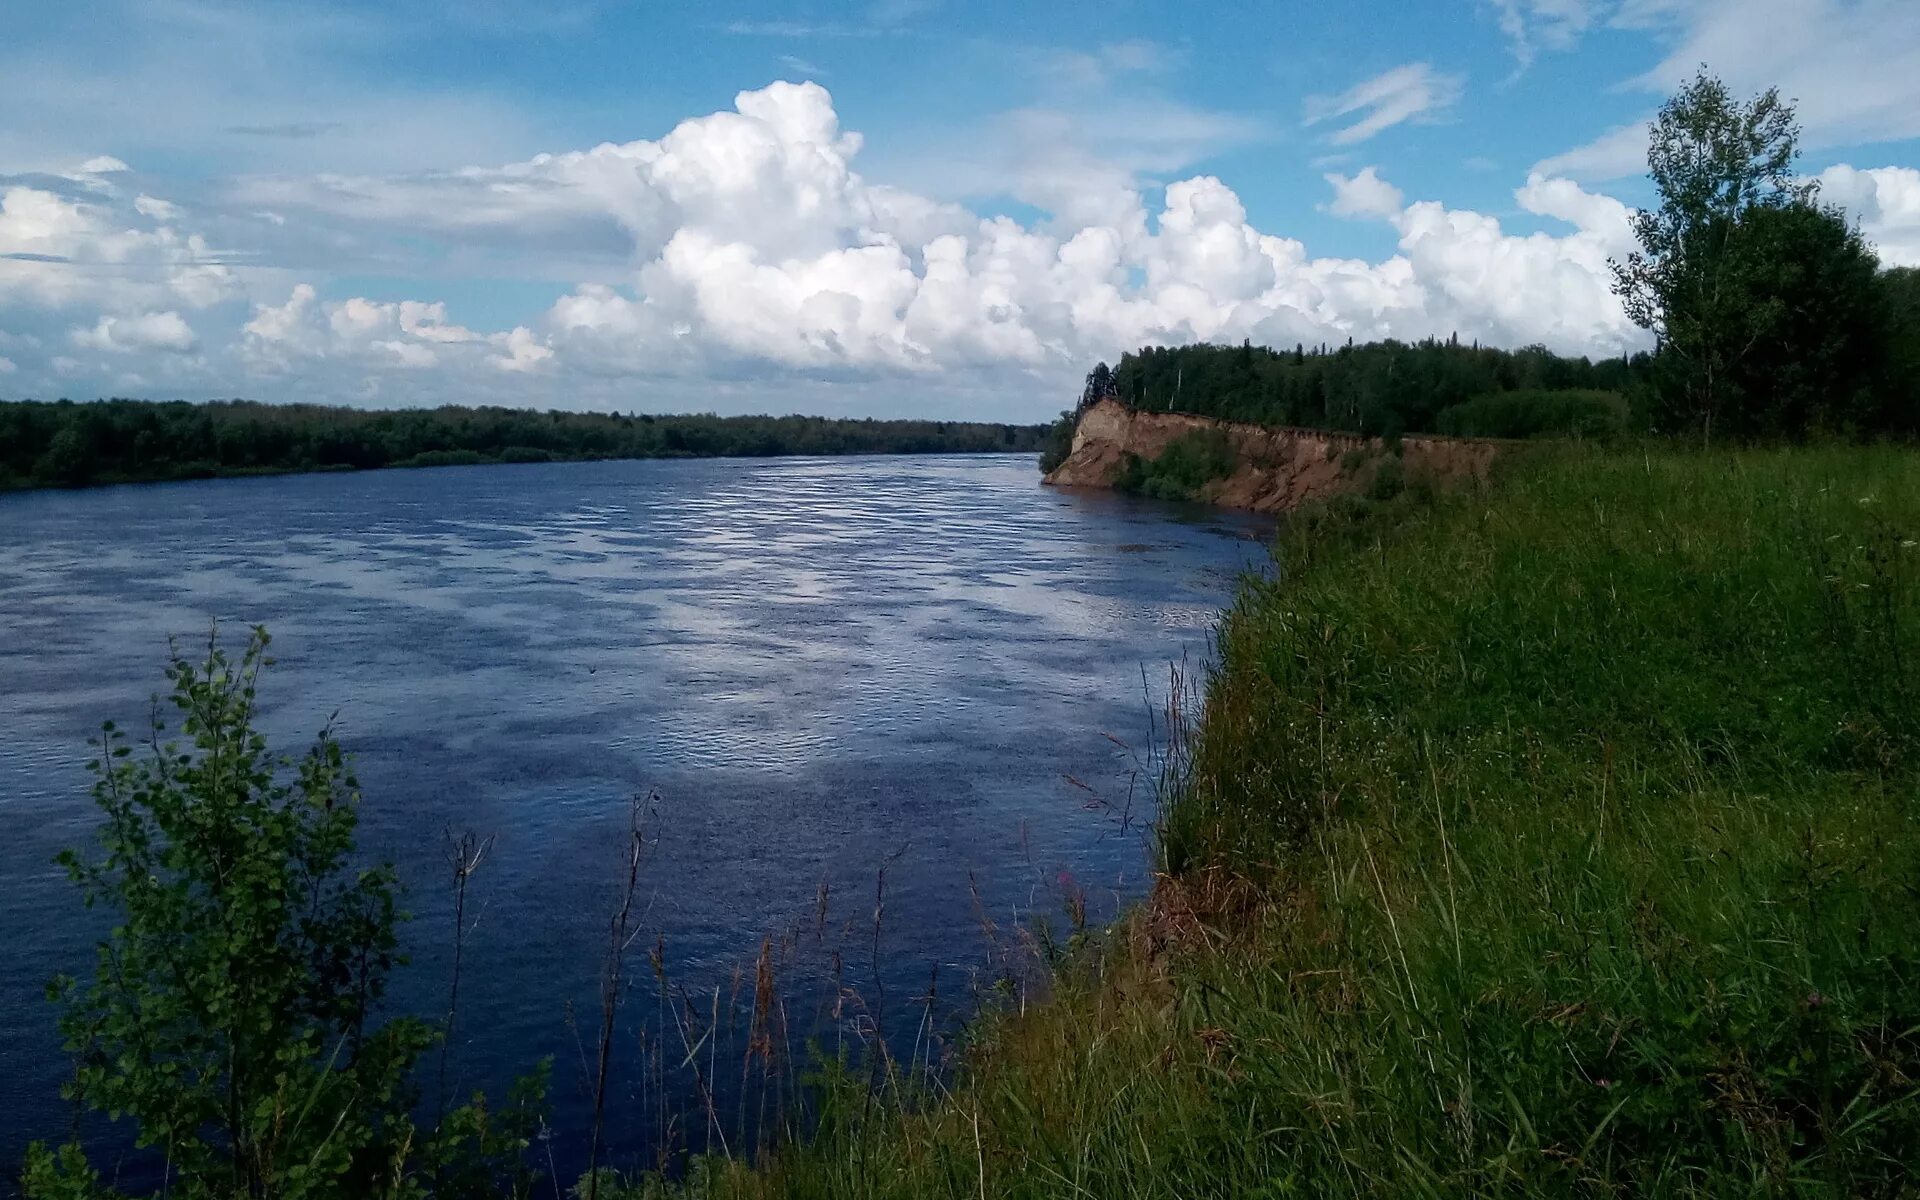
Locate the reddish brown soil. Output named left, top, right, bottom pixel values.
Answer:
left=1043, top=399, right=1500, bottom=514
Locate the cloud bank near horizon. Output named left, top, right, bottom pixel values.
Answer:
left=3, top=80, right=1918, bottom=418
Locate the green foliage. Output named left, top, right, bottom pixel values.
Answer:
left=1610, top=69, right=1900, bottom=442
left=1719, top=201, right=1894, bottom=437
left=25, top=628, right=548, bottom=1200
left=1079, top=361, right=1119, bottom=407
left=1106, top=337, right=1654, bottom=437
left=1885, top=266, right=1920, bottom=423
left=1435, top=388, right=1629, bottom=438
left=1361, top=452, right=1404, bottom=500
left=0, top=400, right=1051, bottom=492
left=1036, top=410, right=1077, bottom=474
left=1111, top=429, right=1237, bottom=501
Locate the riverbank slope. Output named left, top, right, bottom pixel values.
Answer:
left=1043, top=397, right=1500, bottom=512
left=644, top=441, right=1920, bottom=1197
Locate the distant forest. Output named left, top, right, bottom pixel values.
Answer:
left=0, top=399, right=1050, bottom=490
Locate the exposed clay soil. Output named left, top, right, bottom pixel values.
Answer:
left=1043, top=399, right=1500, bottom=514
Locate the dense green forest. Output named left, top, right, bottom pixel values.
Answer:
left=1084, top=260, right=1920, bottom=442
left=1076, top=262, right=1920, bottom=444
left=1096, top=337, right=1654, bottom=437
left=0, top=399, right=1048, bottom=491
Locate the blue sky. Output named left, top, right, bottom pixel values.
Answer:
left=2, top=0, right=1918, bottom=419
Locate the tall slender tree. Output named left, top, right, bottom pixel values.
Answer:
left=1610, top=68, right=1816, bottom=442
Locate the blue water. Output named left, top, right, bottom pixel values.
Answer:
left=0, top=453, right=1267, bottom=1181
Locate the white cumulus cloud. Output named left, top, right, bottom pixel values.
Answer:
left=71, top=310, right=198, bottom=354
left=1325, top=168, right=1407, bottom=220
left=29, top=79, right=1907, bottom=412
left=1815, top=164, right=1920, bottom=267
left=242, top=282, right=537, bottom=375
left=0, top=184, right=239, bottom=312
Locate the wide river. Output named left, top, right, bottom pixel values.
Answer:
left=0, top=452, right=1266, bottom=1179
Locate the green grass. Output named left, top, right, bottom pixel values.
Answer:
left=605, top=443, right=1920, bottom=1198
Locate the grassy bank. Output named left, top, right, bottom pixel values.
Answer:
left=625, top=443, right=1920, bottom=1197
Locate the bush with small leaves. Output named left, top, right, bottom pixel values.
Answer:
left=24, top=627, right=547, bottom=1200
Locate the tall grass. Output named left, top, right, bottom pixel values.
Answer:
left=604, top=443, right=1920, bottom=1197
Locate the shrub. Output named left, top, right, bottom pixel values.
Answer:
left=1113, top=430, right=1238, bottom=501
left=1435, top=388, right=1628, bottom=439
left=1364, top=454, right=1405, bottom=501
left=1037, top=410, right=1078, bottom=474
left=25, top=628, right=547, bottom=1200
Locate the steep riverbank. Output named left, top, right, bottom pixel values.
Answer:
left=1043, top=398, right=1501, bottom=512
left=630, top=442, right=1920, bottom=1197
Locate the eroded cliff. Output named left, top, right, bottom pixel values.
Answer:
left=1042, top=399, right=1500, bottom=513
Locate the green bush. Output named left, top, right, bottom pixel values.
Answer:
left=1435, top=388, right=1629, bottom=439
left=1037, top=410, right=1077, bottom=474
left=26, top=628, right=548, bottom=1200
left=1364, top=454, right=1405, bottom=501
left=1113, top=429, right=1237, bottom=501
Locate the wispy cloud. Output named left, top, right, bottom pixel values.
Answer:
left=722, top=2, right=938, bottom=40
left=723, top=20, right=873, bottom=38
left=777, top=54, right=828, bottom=78
left=226, top=121, right=345, bottom=139
left=1535, top=0, right=1920, bottom=180
left=1305, top=63, right=1464, bottom=145
left=866, top=0, right=940, bottom=27
left=1532, top=119, right=1648, bottom=180
left=1048, top=39, right=1183, bottom=89
left=1487, top=0, right=1604, bottom=69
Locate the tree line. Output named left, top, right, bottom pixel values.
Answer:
left=1072, top=70, right=1920, bottom=446
left=1086, top=338, right=1656, bottom=439
left=0, top=399, right=1049, bottom=491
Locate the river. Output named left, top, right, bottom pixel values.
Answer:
left=0, top=452, right=1267, bottom=1180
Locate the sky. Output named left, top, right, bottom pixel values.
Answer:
left=2, top=0, right=1918, bottom=422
